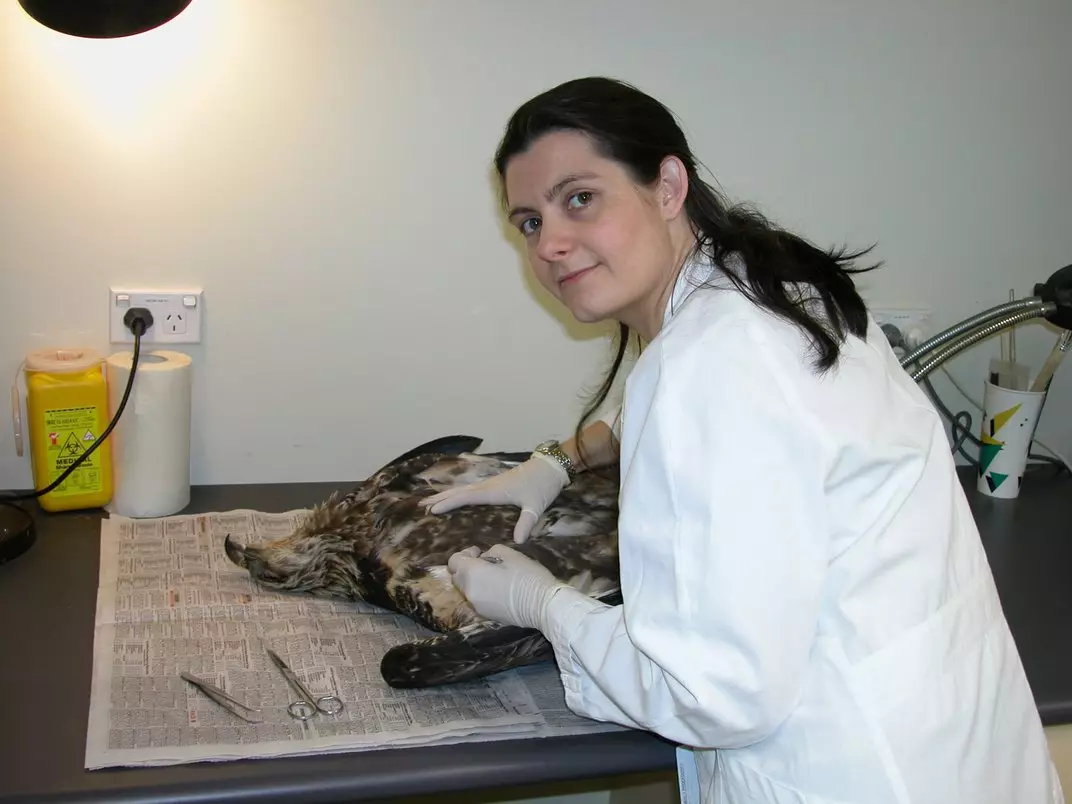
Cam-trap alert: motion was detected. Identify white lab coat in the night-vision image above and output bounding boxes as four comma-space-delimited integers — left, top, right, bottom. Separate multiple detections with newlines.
543, 254, 1063, 803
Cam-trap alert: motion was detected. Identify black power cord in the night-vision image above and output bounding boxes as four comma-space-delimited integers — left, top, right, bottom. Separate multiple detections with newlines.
1, 307, 153, 510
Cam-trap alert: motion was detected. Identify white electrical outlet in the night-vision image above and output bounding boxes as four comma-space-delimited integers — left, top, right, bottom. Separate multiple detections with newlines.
871, 308, 932, 351
109, 288, 203, 344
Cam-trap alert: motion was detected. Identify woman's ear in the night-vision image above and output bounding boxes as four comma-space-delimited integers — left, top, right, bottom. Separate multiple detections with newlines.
656, 155, 689, 220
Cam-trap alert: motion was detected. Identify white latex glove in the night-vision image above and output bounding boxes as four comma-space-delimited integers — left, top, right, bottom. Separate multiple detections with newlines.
420, 452, 570, 544
447, 543, 568, 631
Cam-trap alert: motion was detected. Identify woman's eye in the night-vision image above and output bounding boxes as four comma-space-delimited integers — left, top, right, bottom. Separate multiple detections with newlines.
567, 191, 593, 209
519, 217, 540, 236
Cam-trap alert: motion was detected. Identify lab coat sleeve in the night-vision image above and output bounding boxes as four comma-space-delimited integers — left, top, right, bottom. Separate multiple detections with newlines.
542, 317, 833, 749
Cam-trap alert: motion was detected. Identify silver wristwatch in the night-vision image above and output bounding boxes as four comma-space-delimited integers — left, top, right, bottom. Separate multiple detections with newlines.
533, 439, 577, 482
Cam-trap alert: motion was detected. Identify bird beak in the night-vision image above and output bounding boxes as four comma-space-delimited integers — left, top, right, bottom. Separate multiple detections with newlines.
224, 534, 250, 569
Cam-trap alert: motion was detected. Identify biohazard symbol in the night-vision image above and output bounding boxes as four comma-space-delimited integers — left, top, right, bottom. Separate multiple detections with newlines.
60, 432, 85, 458
978, 402, 1021, 491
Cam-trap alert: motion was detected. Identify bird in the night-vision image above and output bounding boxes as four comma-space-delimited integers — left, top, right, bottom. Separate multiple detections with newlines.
222, 435, 621, 688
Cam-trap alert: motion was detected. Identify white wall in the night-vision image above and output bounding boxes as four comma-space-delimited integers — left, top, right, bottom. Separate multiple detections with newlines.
3, 0, 1071, 491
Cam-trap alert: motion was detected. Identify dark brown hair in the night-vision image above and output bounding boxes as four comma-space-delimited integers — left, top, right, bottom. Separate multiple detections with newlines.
494, 76, 880, 468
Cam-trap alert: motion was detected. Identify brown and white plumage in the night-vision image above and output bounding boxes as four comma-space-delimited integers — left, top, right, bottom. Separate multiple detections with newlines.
223, 436, 621, 688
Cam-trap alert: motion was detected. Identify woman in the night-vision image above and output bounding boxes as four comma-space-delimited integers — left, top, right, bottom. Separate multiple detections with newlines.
422, 76, 1062, 803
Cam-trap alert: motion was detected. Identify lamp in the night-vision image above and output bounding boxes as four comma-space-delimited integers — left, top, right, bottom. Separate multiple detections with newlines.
18, 0, 193, 39
900, 263, 1072, 380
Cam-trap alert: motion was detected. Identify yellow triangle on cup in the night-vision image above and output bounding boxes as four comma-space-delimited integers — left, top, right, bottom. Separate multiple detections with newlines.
990, 403, 1021, 436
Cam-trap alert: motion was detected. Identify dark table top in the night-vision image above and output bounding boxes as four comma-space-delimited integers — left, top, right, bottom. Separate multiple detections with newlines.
0, 464, 1068, 804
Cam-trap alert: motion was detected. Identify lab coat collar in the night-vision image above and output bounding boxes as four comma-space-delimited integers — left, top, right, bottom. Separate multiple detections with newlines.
661, 247, 735, 329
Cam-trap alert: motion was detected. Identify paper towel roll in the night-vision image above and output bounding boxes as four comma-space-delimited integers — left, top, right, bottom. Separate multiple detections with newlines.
106, 349, 193, 518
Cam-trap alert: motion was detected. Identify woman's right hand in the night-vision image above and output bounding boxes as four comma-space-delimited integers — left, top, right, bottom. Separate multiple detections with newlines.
419, 453, 571, 544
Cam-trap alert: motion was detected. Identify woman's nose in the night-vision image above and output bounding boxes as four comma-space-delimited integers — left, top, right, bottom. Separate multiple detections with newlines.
535, 219, 574, 262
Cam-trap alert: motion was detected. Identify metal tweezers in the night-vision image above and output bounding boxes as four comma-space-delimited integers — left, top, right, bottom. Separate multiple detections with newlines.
181, 671, 263, 723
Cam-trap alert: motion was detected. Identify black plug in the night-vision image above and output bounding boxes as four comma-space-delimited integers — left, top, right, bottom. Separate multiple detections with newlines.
123, 307, 154, 337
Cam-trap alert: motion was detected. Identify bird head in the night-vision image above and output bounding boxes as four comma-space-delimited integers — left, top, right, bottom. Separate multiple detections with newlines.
223, 494, 366, 601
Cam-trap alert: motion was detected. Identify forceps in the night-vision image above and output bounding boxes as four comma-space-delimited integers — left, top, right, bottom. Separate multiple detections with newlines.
266, 648, 344, 721
181, 671, 263, 723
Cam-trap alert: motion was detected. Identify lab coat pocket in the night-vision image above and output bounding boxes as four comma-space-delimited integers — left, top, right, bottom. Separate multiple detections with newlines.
842, 574, 1056, 803
846, 574, 1001, 717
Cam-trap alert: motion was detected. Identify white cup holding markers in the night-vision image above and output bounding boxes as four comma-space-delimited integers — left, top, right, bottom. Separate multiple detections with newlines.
975, 298, 1068, 500
977, 374, 1046, 500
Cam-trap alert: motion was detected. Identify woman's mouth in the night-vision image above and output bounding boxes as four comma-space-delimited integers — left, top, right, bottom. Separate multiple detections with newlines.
560, 265, 598, 286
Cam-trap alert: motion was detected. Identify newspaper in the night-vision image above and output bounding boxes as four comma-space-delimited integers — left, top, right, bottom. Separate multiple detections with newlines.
85, 507, 622, 769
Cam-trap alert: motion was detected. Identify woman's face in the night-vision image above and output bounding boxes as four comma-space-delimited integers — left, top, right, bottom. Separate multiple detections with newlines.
502, 130, 694, 341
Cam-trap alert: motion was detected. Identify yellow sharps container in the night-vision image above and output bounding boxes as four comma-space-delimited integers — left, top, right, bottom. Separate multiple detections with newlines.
22, 348, 114, 512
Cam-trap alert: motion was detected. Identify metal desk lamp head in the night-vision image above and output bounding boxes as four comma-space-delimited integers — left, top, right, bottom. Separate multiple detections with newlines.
900, 263, 1072, 380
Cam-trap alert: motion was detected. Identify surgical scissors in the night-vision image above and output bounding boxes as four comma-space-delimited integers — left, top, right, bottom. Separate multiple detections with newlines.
181, 671, 263, 723
266, 648, 344, 721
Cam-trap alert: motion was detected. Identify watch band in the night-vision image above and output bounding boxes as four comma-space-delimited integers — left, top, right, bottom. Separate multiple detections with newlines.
533, 439, 576, 482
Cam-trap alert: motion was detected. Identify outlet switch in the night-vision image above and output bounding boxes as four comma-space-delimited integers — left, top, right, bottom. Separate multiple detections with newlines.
110, 288, 203, 344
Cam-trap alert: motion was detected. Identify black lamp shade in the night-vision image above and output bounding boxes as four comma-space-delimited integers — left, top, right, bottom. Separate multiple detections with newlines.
18, 0, 194, 39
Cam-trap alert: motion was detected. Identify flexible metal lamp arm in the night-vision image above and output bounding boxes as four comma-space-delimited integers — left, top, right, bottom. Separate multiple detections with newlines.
900, 263, 1072, 381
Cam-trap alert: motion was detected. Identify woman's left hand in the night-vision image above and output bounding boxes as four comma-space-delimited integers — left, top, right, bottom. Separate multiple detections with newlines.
447, 544, 566, 631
